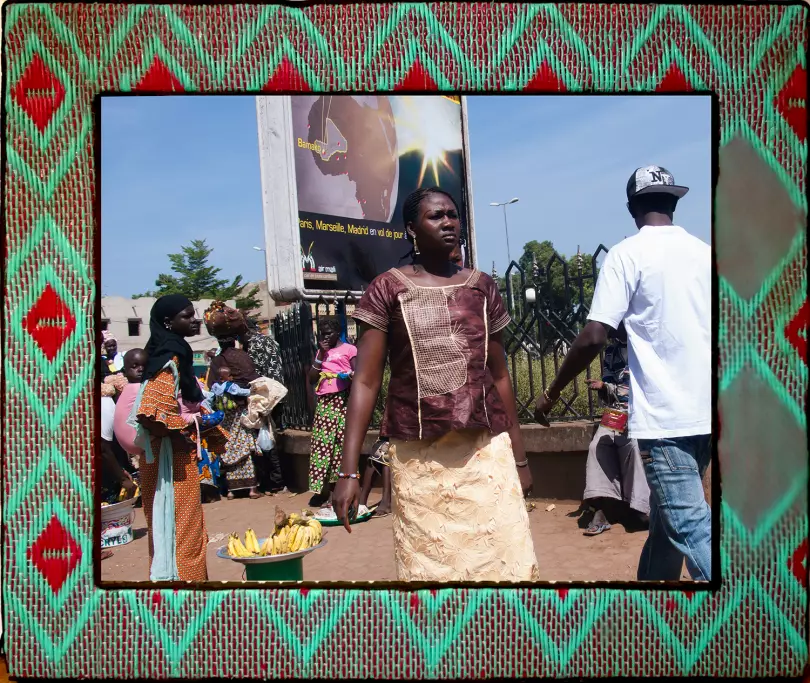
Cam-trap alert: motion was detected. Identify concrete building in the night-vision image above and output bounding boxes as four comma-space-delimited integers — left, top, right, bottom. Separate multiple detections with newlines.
100, 297, 236, 363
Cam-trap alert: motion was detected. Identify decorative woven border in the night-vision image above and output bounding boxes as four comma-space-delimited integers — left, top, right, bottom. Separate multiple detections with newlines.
2, 3, 808, 678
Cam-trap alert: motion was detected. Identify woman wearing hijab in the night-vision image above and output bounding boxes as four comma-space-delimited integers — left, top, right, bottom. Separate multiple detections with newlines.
204, 301, 263, 500
135, 295, 227, 582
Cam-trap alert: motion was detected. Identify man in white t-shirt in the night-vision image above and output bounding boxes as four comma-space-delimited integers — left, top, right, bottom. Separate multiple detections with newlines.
535, 165, 712, 581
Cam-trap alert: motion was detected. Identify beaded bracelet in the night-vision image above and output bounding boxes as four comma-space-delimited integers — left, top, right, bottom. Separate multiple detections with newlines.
337, 472, 360, 480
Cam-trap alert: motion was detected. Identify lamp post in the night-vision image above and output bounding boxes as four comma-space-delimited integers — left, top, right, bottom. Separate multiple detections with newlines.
489, 197, 519, 267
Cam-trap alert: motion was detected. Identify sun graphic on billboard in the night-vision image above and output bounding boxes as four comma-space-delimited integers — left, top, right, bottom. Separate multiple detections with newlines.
394, 96, 462, 187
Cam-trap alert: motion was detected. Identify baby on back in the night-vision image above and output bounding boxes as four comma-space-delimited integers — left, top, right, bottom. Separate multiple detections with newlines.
207, 366, 251, 411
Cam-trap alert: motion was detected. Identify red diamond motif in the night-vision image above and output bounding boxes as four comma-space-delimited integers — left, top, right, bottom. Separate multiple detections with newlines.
27, 515, 81, 593
789, 538, 807, 586
394, 61, 439, 91
11, 53, 66, 132
776, 65, 807, 142
785, 300, 808, 364
525, 61, 566, 92
22, 283, 77, 361
657, 63, 691, 92
135, 56, 184, 92
263, 57, 311, 92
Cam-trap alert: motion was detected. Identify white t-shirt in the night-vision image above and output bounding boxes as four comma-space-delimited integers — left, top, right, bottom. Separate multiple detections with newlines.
101, 396, 116, 442
588, 225, 711, 440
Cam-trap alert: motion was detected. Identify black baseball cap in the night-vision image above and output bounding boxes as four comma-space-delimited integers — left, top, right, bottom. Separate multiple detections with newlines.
626, 165, 689, 201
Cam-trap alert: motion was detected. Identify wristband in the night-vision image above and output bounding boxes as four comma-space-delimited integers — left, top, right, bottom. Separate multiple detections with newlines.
543, 389, 558, 405
337, 472, 360, 480
514, 460, 529, 467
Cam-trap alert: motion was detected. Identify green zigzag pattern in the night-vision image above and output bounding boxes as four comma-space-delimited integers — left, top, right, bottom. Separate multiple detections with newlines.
1, 3, 807, 678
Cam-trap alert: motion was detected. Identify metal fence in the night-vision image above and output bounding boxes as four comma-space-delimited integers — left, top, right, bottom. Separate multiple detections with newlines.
274, 245, 608, 430
496, 244, 608, 423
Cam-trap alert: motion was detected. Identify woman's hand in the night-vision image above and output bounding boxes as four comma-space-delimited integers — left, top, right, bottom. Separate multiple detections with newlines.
585, 378, 604, 391
517, 465, 533, 497
332, 478, 360, 533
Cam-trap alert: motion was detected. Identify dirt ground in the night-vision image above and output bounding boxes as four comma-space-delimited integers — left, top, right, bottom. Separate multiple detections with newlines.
101, 489, 692, 583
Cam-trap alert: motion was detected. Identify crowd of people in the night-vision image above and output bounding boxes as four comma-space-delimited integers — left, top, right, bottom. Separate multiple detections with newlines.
100, 165, 711, 584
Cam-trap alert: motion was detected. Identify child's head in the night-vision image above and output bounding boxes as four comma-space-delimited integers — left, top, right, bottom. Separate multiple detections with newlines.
218, 366, 232, 383
123, 348, 147, 384
317, 316, 341, 347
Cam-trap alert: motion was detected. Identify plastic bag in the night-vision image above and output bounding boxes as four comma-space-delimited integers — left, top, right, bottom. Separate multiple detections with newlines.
257, 425, 274, 452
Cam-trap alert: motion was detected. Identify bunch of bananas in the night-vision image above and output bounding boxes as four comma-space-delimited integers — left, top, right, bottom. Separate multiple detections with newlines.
225, 507, 323, 559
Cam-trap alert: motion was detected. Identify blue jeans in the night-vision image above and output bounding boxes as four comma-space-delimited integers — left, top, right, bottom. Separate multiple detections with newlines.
637, 435, 712, 581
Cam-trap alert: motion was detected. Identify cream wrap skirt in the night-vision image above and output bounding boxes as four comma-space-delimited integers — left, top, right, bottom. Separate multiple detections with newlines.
389, 428, 540, 582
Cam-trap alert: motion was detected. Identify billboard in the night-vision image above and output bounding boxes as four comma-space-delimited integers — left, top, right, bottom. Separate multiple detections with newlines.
257, 95, 475, 300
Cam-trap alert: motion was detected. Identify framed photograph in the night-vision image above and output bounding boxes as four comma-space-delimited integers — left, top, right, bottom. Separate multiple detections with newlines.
2, 2, 807, 678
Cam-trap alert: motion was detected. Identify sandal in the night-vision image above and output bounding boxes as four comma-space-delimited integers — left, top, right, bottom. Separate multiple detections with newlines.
249, 492, 262, 500
583, 510, 611, 536
101, 550, 114, 560
226, 492, 235, 500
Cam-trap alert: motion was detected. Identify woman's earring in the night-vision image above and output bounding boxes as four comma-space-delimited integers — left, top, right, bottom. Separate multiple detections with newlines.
413, 238, 420, 256
164, 322, 172, 330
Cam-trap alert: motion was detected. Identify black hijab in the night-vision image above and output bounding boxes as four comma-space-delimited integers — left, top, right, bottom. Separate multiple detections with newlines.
143, 294, 203, 403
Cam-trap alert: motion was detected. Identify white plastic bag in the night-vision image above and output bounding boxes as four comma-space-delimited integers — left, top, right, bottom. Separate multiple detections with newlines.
257, 424, 274, 452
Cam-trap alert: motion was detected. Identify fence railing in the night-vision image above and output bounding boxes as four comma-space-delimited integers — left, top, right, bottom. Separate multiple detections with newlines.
496, 244, 608, 423
274, 245, 608, 430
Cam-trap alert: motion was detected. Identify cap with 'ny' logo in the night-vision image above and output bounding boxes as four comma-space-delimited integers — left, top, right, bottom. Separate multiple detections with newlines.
626, 165, 690, 201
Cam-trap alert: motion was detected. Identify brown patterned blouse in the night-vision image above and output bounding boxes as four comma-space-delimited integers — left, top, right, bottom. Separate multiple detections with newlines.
352, 268, 513, 442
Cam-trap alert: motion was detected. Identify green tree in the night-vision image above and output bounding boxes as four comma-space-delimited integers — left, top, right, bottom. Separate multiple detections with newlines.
136, 239, 262, 316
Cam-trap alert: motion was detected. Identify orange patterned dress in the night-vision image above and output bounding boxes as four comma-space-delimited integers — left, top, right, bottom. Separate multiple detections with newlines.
137, 359, 227, 582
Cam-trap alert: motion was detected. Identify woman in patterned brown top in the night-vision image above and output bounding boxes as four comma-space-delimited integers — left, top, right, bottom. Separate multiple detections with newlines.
333, 188, 540, 582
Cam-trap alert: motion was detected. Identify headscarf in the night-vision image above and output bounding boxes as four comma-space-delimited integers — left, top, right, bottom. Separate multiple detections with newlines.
102, 330, 117, 344
143, 294, 203, 403
204, 300, 246, 343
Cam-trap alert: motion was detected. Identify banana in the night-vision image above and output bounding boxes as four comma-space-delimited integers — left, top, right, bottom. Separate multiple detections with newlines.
299, 526, 314, 551
232, 534, 252, 557
227, 535, 238, 558
307, 519, 322, 544
245, 529, 260, 555
259, 536, 273, 556
287, 513, 302, 526
292, 525, 308, 552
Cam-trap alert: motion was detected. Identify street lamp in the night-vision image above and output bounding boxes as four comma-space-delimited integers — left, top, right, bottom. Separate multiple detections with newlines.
490, 197, 519, 266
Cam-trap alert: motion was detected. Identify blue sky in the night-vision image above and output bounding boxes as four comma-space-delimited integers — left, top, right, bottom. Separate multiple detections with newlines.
101, 95, 712, 297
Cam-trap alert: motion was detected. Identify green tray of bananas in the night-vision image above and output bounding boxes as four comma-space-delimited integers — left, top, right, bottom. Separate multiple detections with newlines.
216, 507, 327, 564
